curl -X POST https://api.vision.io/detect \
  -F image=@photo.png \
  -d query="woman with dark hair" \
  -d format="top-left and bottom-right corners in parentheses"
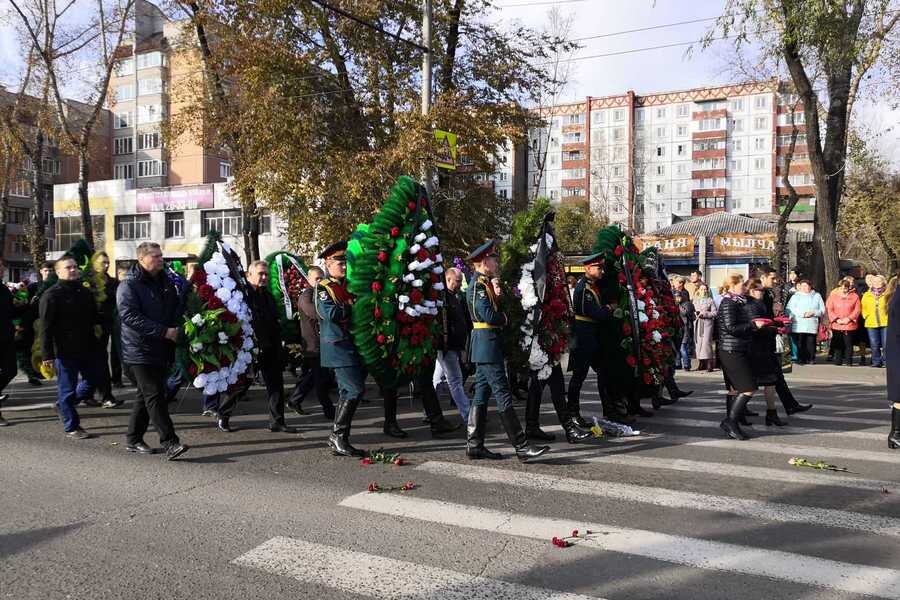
top-left (716, 274), bottom-right (759, 440)
top-left (745, 279), bottom-right (787, 426)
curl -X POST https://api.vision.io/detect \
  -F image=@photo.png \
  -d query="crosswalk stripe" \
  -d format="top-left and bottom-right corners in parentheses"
top-left (669, 405), bottom-right (886, 426)
top-left (683, 437), bottom-right (900, 463)
top-left (559, 454), bottom-right (898, 492)
top-left (643, 415), bottom-right (885, 441)
top-left (233, 536), bottom-right (599, 600)
top-left (416, 461), bottom-right (900, 537)
top-left (340, 492), bottom-right (900, 599)
top-left (681, 398), bottom-right (886, 413)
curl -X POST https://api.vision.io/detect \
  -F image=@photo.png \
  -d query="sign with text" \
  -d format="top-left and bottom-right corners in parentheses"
top-left (433, 129), bottom-right (458, 170)
top-left (634, 234), bottom-right (696, 257)
top-left (136, 185), bottom-right (215, 212)
top-left (712, 232), bottom-right (776, 256)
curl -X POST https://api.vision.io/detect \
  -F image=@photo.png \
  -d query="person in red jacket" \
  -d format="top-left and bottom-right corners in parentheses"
top-left (826, 278), bottom-right (862, 366)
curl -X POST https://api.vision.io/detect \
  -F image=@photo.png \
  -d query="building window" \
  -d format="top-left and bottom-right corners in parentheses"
top-left (635, 109), bottom-right (645, 124)
top-left (754, 137), bottom-right (766, 151)
top-left (562, 168), bottom-right (585, 179)
top-left (592, 110), bottom-right (605, 124)
top-left (138, 132), bottom-right (161, 150)
top-left (562, 132), bottom-right (582, 143)
top-left (115, 214), bottom-right (151, 240)
top-left (676, 144), bottom-right (686, 156)
top-left (136, 51), bottom-right (164, 70)
top-left (754, 95), bottom-right (768, 109)
top-left (114, 137), bottom-right (133, 155)
top-left (6, 206), bottom-right (28, 224)
top-left (753, 157), bottom-right (766, 170)
top-left (677, 104), bottom-right (689, 117)
top-left (656, 126), bottom-right (666, 139)
top-left (566, 114), bottom-right (583, 125)
top-left (549, 190), bottom-right (559, 200)
top-left (754, 116), bottom-right (768, 130)
top-left (613, 128), bottom-right (624, 141)
top-left (656, 146), bottom-right (665, 157)
top-left (115, 57), bottom-right (135, 76)
top-left (754, 197), bottom-right (767, 208)
top-left (676, 163), bottom-right (687, 175)
top-left (114, 112), bottom-right (132, 129)
top-left (613, 184), bottom-right (624, 197)
top-left (732, 179), bottom-right (744, 191)
top-left (115, 84), bottom-right (135, 102)
top-left (730, 98), bottom-right (745, 111)
top-left (201, 209), bottom-right (242, 236)
top-left (676, 181), bottom-right (687, 193)
top-left (259, 209), bottom-right (273, 235)
top-left (729, 159), bottom-right (743, 171)
top-left (138, 78), bottom-right (164, 95)
top-left (753, 176), bottom-right (766, 190)
top-left (698, 118), bottom-right (722, 131)
top-left (219, 162), bottom-right (232, 178)
top-left (655, 184), bottom-right (666, 194)
top-left (656, 165), bottom-right (665, 176)
top-left (10, 180), bottom-right (32, 197)
top-left (613, 146), bottom-right (626, 160)
top-left (733, 198), bottom-right (743, 209)
top-left (612, 165), bottom-right (623, 177)
top-left (731, 118), bottom-right (743, 132)
top-left (114, 163), bottom-right (134, 180)
top-left (676, 125), bottom-right (687, 137)
top-left (138, 104), bottom-right (164, 124)
top-left (656, 108), bottom-right (666, 118)
top-left (42, 159), bottom-right (61, 175)
top-left (137, 160), bottom-right (167, 178)
top-left (165, 212), bottom-right (184, 239)
top-left (613, 109), bottom-right (625, 122)
top-left (54, 215), bottom-right (105, 250)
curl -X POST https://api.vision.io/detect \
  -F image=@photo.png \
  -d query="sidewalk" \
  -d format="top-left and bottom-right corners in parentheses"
top-left (679, 362), bottom-right (887, 386)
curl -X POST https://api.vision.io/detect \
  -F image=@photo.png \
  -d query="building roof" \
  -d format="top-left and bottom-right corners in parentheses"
top-left (649, 212), bottom-right (814, 242)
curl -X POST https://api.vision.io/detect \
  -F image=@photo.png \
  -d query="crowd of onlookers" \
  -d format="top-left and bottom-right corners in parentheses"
top-left (663, 266), bottom-right (893, 370)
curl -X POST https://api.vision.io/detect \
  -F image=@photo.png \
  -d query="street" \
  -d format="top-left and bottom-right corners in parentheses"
top-left (1, 365), bottom-right (897, 600)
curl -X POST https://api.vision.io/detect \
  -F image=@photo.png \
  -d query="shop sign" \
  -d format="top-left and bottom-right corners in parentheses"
top-left (712, 232), bottom-right (776, 256)
top-left (635, 234), bottom-right (695, 257)
top-left (136, 185), bottom-right (215, 212)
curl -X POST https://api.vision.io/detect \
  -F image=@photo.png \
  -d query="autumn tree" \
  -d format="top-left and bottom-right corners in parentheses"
top-left (706, 0), bottom-right (899, 292)
top-left (553, 201), bottom-right (609, 254)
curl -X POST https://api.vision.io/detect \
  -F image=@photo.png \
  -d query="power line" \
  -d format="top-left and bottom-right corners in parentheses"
top-left (305, 0), bottom-right (428, 52)
top-left (570, 16), bottom-right (722, 42)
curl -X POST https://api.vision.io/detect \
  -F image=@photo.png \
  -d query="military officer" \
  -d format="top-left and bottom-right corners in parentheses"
top-left (466, 240), bottom-right (549, 462)
top-left (566, 253), bottom-right (631, 425)
top-left (316, 241), bottom-right (367, 457)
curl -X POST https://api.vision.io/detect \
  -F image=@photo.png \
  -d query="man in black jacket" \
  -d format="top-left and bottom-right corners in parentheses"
top-left (118, 242), bottom-right (188, 459)
top-left (39, 256), bottom-right (102, 439)
top-left (1, 257), bottom-right (27, 426)
top-left (217, 260), bottom-right (298, 434)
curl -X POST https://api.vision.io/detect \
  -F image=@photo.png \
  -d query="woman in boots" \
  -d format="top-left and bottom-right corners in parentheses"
top-left (693, 284), bottom-right (717, 372)
top-left (884, 275), bottom-right (898, 449)
top-left (716, 275), bottom-right (759, 440)
top-left (745, 279), bottom-right (787, 427)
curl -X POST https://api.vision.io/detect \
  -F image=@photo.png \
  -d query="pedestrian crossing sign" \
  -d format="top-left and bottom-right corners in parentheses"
top-left (433, 129), bottom-right (458, 170)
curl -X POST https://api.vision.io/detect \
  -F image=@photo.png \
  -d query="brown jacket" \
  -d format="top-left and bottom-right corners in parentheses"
top-left (298, 287), bottom-right (320, 355)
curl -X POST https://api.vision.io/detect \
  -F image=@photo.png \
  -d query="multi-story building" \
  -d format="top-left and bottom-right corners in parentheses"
top-left (524, 82), bottom-right (814, 233)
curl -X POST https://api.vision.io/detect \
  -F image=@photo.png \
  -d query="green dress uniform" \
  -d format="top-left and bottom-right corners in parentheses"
top-left (463, 240), bottom-right (548, 463)
top-left (316, 241), bottom-right (367, 457)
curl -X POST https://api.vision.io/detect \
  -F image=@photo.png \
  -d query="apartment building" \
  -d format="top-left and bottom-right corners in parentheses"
top-left (524, 82), bottom-right (813, 233)
top-left (107, 0), bottom-right (230, 190)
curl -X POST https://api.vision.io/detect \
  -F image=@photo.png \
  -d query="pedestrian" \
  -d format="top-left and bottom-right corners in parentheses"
top-left (716, 274), bottom-right (760, 440)
top-left (861, 274), bottom-right (889, 368)
top-left (758, 267), bottom-right (812, 415)
top-left (745, 279), bottom-right (787, 426)
top-left (118, 242), bottom-right (188, 459)
top-left (317, 241), bottom-right (367, 457)
top-left (693, 283), bottom-right (716, 371)
top-left (17, 261), bottom-right (51, 386)
top-left (786, 280), bottom-right (825, 365)
top-left (566, 274), bottom-right (577, 304)
top-left (218, 260), bottom-right (299, 434)
top-left (852, 267), bottom-right (870, 364)
top-left (677, 285), bottom-right (695, 371)
top-left (884, 275), bottom-right (898, 449)
top-left (684, 269), bottom-right (705, 299)
top-left (432, 267), bottom-right (472, 422)
top-left (0, 258), bottom-right (28, 426)
top-left (465, 240), bottom-right (549, 462)
top-left (826, 278), bottom-right (861, 366)
top-left (39, 256), bottom-right (102, 439)
top-left (287, 265), bottom-right (336, 420)
top-left (75, 252), bottom-right (121, 408)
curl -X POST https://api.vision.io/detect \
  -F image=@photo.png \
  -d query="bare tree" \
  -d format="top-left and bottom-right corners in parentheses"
top-left (9, 0), bottom-right (135, 250)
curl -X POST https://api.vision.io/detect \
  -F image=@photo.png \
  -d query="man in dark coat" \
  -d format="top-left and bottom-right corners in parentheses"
top-left (287, 266), bottom-right (335, 420)
top-left (118, 242), bottom-right (188, 459)
top-left (39, 256), bottom-right (102, 438)
top-left (886, 281), bottom-right (898, 449)
top-left (1, 257), bottom-right (28, 426)
top-left (217, 260), bottom-right (299, 434)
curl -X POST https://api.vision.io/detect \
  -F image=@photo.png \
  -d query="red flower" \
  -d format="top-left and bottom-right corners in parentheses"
top-left (618, 273), bottom-right (627, 284)
top-left (643, 372), bottom-right (653, 384)
top-left (428, 289), bottom-right (438, 300)
top-left (626, 355), bottom-right (637, 367)
top-left (416, 249), bottom-right (429, 261)
top-left (376, 334), bottom-right (386, 345)
top-left (393, 457), bottom-right (405, 466)
top-left (197, 284), bottom-right (214, 301)
top-left (407, 201), bottom-right (417, 211)
top-left (190, 269), bottom-right (207, 285)
top-left (642, 357), bottom-right (651, 366)
top-left (374, 307), bottom-right (382, 319)
top-left (571, 529), bottom-right (579, 537)
top-left (401, 481), bottom-right (415, 491)
top-left (188, 364), bottom-right (198, 377)
top-left (372, 281), bottom-right (383, 293)
top-left (410, 289), bottom-right (423, 305)
top-left (614, 245), bottom-right (624, 257)
top-left (622, 323), bottom-right (632, 336)
top-left (390, 227), bottom-right (400, 238)
top-left (367, 482), bottom-right (379, 493)
top-left (377, 251), bottom-right (388, 263)
top-left (361, 457), bottom-right (373, 465)
top-left (222, 311), bottom-right (238, 323)
top-left (207, 296), bottom-right (223, 310)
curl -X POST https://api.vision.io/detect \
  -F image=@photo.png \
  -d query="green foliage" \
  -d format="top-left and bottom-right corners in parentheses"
top-left (197, 231), bottom-right (222, 266)
top-left (555, 203), bottom-right (609, 254)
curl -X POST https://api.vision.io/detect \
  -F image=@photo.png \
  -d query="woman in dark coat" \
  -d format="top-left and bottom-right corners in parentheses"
top-left (745, 279), bottom-right (787, 426)
top-left (716, 274), bottom-right (760, 440)
top-left (886, 275), bottom-right (898, 449)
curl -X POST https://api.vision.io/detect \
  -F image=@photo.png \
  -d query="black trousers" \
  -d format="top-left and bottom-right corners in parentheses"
top-left (288, 355), bottom-right (333, 409)
top-left (220, 349), bottom-right (285, 425)
top-left (1, 343), bottom-right (16, 395)
top-left (791, 332), bottom-right (817, 363)
top-left (831, 331), bottom-right (855, 365)
top-left (127, 364), bottom-right (179, 446)
top-left (566, 352), bottom-right (605, 417)
top-left (109, 325), bottom-right (123, 384)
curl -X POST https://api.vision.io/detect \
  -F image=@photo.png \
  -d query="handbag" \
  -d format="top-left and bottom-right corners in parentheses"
top-left (775, 333), bottom-right (787, 354)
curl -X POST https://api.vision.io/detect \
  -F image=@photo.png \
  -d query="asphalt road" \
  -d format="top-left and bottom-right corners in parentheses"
top-left (1, 364), bottom-right (897, 600)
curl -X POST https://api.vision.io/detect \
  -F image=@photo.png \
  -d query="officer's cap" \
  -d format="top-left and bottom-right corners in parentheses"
top-left (466, 239), bottom-right (499, 262)
top-left (318, 241), bottom-right (348, 260)
top-left (579, 252), bottom-right (605, 266)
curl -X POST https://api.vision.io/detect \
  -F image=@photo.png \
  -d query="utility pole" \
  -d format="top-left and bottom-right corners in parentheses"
top-left (421, 0), bottom-right (433, 197)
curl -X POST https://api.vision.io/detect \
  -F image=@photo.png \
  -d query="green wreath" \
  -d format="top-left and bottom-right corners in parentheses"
top-left (265, 251), bottom-right (310, 346)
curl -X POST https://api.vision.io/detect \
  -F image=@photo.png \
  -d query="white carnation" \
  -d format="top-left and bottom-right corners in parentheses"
top-left (433, 282), bottom-right (445, 291)
top-left (203, 384), bottom-right (217, 396)
top-left (191, 314), bottom-right (204, 326)
top-left (424, 236), bottom-right (439, 248)
top-left (639, 312), bottom-right (649, 323)
top-left (652, 330), bottom-right (662, 343)
top-left (193, 374), bottom-right (208, 388)
top-left (420, 219), bottom-right (433, 231)
top-left (222, 277), bottom-right (237, 291)
top-left (398, 295), bottom-right (410, 304)
top-left (434, 254), bottom-right (443, 263)
top-left (411, 279), bottom-right (423, 288)
top-left (433, 266), bottom-right (444, 274)
top-left (215, 287), bottom-right (232, 303)
top-left (190, 342), bottom-right (203, 353)
top-left (409, 243), bottom-right (421, 254)
top-left (207, 273), bottom-right (222, 289)
top-left (414, 233), bottom-right (427, 242)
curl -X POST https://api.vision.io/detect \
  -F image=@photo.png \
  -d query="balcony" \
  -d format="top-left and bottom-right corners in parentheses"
top-left (692, 109), bottom-right (727, 120)
top-left (692, 169), bottom-right (727, 179)
top-left (691, 188), bottom-right (727, 198)
top-left (692, 130), bottom-right (727, 140)
top-left (692, 149), bottom-right (727, 160)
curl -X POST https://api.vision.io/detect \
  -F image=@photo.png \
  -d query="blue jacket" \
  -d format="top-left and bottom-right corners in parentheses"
top-left (466, 272), bottom-right (507, 364)
top-left (786, 291), bottom-right (825, 334)
top-left (315, 277), bottom-right (360, 368)
top-left (570, 276), bottom-right (611, 370)
top-left (116, 264), bottom-right (181, 367)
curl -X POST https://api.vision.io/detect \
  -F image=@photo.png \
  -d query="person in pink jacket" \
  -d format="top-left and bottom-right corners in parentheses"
top-left (826, 278), bottom-right (861, 366)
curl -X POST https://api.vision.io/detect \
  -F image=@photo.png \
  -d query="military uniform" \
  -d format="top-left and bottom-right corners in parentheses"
top-left (316, 241), bottom-right (367, 457)
top-left (464, 240), bottom-right (548, 462)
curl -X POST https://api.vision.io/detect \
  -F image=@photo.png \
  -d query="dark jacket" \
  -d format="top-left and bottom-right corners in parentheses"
top-left (716, 296), bottom-right (753, 354)
top-left (570, 276), bottom-right (611, 368)
top-left (39, 279), bottom-right (99, 361)
top-left (442, 289), bottom-right (471, 352)
top-left (246, 284), bottom-right (282, 352)
top-left (745, 296), bottom-right (779, 384)
top-left (98, 274), bottom-right (119, 335)
top-left (466, 272), bottom-right (508, 364)
top-left (1, 283), bottom-right (19, 345)
top-left (117, 264), bottom-right (180, 367)
top-left (887, 291), bottom-right (899, 403)
top-left (678, 290), bottom-right (695, 345)
top-left (298, 287), bottom-right (320, 356)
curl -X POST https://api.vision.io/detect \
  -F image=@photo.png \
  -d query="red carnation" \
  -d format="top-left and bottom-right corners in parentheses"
top-left (377, 250), bottom-right (388, 263)
top-left (416, 249), bottom-right (429, 261)
top-left (626, 355), bottom-right (637, 367)
top-left (622, 323), bottom-right (632, 335)
top-left (421, 197), bottom-right (429, 207)
top-left (372, 281), bottom-right (383, 293)
top-left (190, 269), bottom-right (207, 285)
top-left (428, 289), bottom-right (438, 300)
top-left (614, 245), bottom-right (624, 257)
top-left (430, 272), bottom-right (439, 283)
top-left (643, 373), bottom-right (653, 384)
top-left (207, 296), bottom-right (224, 310)
top-left (407, 201), bottom-right (417, 211)
top-left (390, 227), bottom-right (400, 238)
top-left (374, 307), bottom-right (382, 319)
top-left (197, 284), bottom-right (214, 301)
top-left (376, 334), bottom-right (386, 345)
top-left (642, 357), bottom-right (651, 366)
top-left (618, 273), bottom-right (627, 284)
top-left (410, 289), bottom-right (423, 305)
top-left (222, 311), bottom-right (238, 323)
top-left (188, 364), bottom-right (198, 377)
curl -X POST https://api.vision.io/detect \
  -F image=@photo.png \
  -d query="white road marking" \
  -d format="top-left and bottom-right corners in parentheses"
top-left (671, 405), bottom-right (886, 426)
top-left (684, 438), bottom-right (900, 463)
top-left (416, 461), bottom-right (900, 537)
top-left (340, 493), bottom-right (900, 599)
top-left (644, 415), bottom-right (885, 441)
top-left (233, 536), bottom-right (600, 600)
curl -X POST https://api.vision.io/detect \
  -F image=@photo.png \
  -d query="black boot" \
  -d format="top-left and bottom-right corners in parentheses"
top-left (328, 397), bottom-right (366, 457)
top-left (466, 404), bottom-right (502, 460)
top-left (651, 384), bottom-right (677, 410)
top-left (382, 388), bottom-right (408, 438)
top-left (549, 386), bottom-right (591, 443)
top-left (889, 407), bottom-right (900, 450)
top-left (786, 403), bottom-right (813, 415)
top-left (664, 376), bottom-right (692, 400)
top-left (525, 379), bottom-right (555, 441)
top-left (765, 409), bottom-right (787, 427)
top-left (720, 393), bottom-right (751, 440)
top-left (217, 417), bottom-right (235, 432)
top-left (498, 407), bottom-right (549, 462)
